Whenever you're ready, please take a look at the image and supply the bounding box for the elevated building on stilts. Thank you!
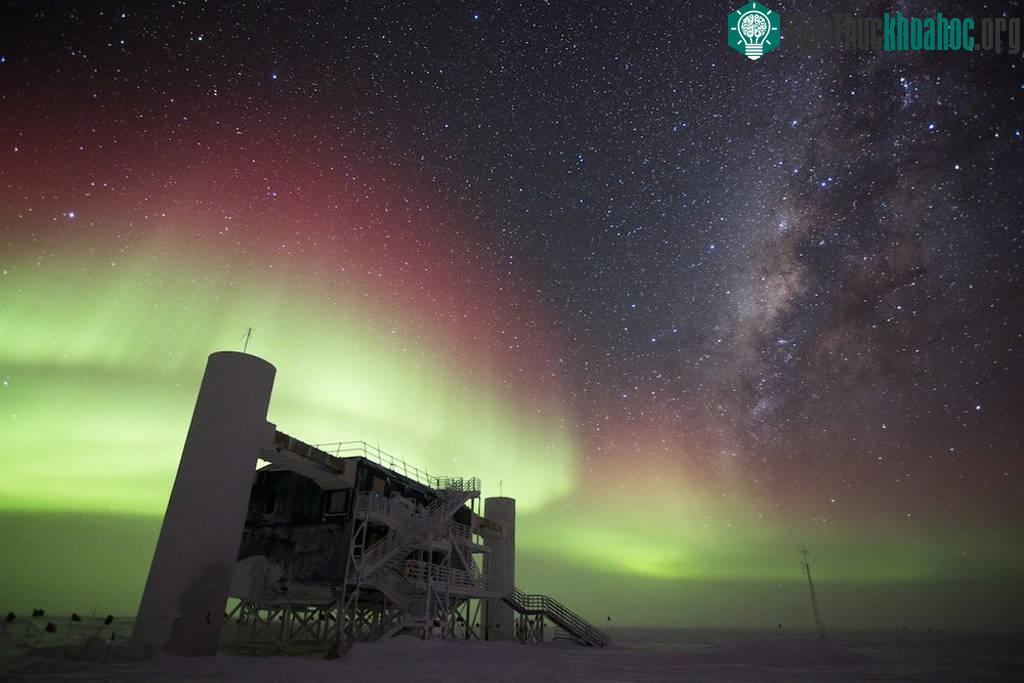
[133,351,608,657]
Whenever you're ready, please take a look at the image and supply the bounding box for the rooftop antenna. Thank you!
[801,547,826,639]
[242,327,255,353]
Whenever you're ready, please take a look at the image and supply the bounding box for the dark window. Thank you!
[325,490,348,515]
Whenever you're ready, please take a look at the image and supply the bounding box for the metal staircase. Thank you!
[340,477,483,644]
[360,520,425,579]
[502,588,610,647]
[354,479,609,648]
[358,482,477,583]
[425,478,480,518]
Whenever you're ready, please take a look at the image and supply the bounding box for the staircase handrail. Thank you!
[503,586,609,647]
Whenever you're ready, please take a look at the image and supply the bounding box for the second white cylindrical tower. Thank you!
[484,496,516,641]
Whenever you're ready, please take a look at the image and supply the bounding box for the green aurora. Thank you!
[2,241,1023,631]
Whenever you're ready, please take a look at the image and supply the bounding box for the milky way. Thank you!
[1,0,1022,629]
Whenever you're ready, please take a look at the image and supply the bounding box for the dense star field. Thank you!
[1,1,1023,630]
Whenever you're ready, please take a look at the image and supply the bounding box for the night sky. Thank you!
[2,1,1023,631]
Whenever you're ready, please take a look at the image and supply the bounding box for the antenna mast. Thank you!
[242,327,254,353]
[801,547,826,639]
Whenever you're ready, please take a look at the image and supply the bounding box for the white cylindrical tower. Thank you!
[132,351,276,657]
[484,496,516,641]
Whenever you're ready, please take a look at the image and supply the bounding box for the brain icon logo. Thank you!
[728,3,781,60]
[740,13,768,41]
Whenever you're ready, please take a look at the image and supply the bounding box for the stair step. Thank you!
[502,587,609,647]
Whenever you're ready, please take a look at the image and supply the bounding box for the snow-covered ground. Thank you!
[3,618,1022,681]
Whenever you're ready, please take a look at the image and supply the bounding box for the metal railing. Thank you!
[356,497,480,587]
[354,492,417,528]
[356,492,473,535]
[369,568,414,609]
[503,588,610,647]
[448,519,472,542]
[314,441,440,488]
[361,518,427,576]
[313,440,480,493]
[423,486,476,519]
[403,560,489,593]
[435,476,481,493]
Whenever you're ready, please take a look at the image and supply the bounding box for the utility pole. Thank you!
[801,547,826,639]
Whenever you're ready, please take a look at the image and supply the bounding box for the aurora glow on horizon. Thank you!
[2,1,1023,633]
